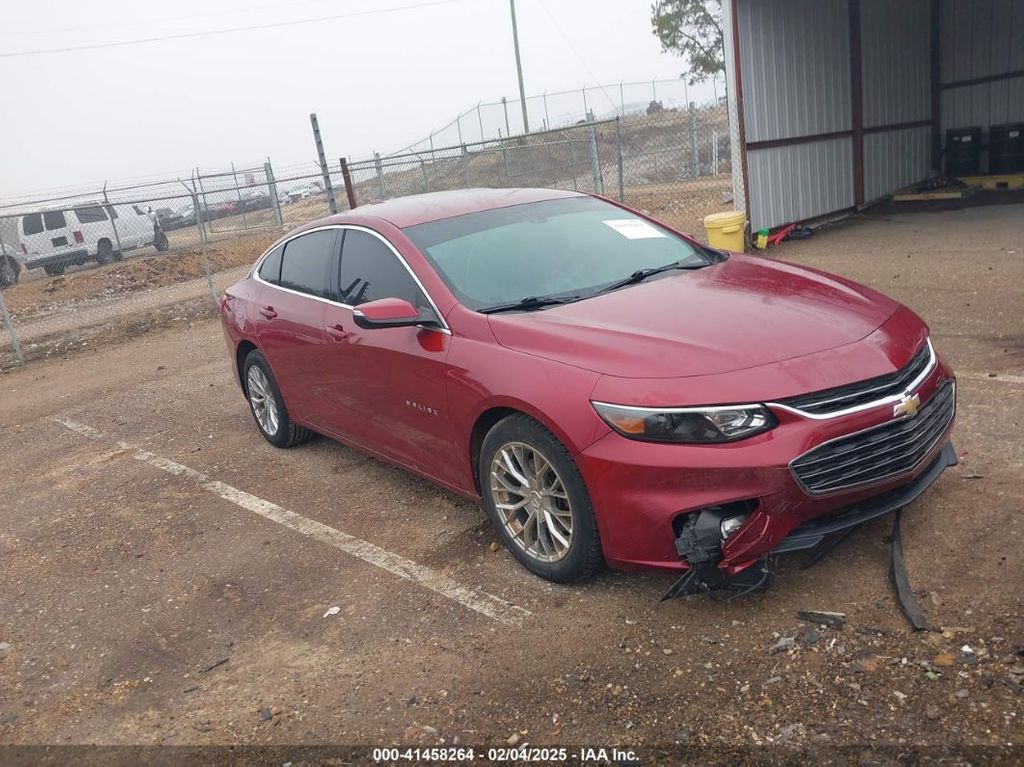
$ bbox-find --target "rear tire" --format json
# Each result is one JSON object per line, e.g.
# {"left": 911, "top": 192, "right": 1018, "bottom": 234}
{"left": 478, "top": 414, "right": 603, "bottom": 583}
{"left": 96, "top": 240, "right": 114, "bottom": 265}
{"left": 44, "top": 263, "right": 66, "bottom": 277}
{"left": 0, "top": 257, "right": 19, "bottom": 287}
{"left": 242, "top": 349, "right": 314, "bottom": 448}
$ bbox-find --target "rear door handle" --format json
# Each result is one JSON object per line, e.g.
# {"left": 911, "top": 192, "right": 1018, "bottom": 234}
{"left": 259, "top": 305, "right": 277, "bottom": 319}
{"left": 326, "top": 323, "right": 350, "bottom": 341}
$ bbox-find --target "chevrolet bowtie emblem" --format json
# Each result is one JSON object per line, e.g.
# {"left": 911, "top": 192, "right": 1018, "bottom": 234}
{"left": 893, "top": 393, "right": 921, "bottom": 418}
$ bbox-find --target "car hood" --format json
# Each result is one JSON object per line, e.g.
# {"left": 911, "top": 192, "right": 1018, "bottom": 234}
{"left": 487, "top": 254, "right": 902, "bottom": 379}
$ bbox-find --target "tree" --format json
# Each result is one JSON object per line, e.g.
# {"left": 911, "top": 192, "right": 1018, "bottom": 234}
{"left": 650, "top": 1, "right": 725, "bottom": 85}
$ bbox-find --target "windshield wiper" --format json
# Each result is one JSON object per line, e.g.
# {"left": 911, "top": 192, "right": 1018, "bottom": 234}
{"left": 479, "top": 295, "right": 580, "bottom": 314}
{"left": 595, "top": 260, "right": 703, "bottom": 295}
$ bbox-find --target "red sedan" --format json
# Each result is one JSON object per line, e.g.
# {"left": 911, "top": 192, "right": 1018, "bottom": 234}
{"left": 220, "top": 188, "right": 956, "bottom": 594}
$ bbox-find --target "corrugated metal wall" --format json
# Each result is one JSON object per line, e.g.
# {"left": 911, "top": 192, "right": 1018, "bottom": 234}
{"left": 860, "top": 0, "right": 932, "bottom": 202}
{"left": 736, "top": 0, "right": 853, "bottom": 230}
{"left": 728, "top": 0, "right": 1023, "bottom": 231}
{"left": 940, "top": 0, "right": 1024, "bottom": 168}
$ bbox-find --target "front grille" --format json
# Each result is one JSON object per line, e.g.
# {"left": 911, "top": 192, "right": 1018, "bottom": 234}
{"left": 791, "top": 380, "right": 955, "bottom": 495}
{"left": 779, "top": 342, "right": 933, "bottom": 415}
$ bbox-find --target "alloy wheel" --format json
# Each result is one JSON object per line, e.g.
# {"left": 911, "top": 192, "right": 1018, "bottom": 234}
{"left": 489, "top": 441, "right": 574, "bottom": 562}
{"left": 246, "top": 366, "right": 279, "bottom": 436}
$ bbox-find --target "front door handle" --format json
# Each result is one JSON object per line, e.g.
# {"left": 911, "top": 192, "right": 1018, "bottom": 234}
{"left": 326, "top": 323, "right": 350, "bottom": 341}
{"left": 259, "top": 305, "right": 278, "bottom": 319}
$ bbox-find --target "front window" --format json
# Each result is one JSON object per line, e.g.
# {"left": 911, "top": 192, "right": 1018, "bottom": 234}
{"left": 404, "top": 196, "right": 719, "bottom": 311}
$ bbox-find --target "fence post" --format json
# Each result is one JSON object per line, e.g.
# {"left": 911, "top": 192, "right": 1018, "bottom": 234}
{"left": 688, "top": 101, "right": 699, "bottom": 178}
{"left": 0, "top": 223, "right": 24, "bottom": 366}
{"left": 0, "top": 287, "right": 23, "bottom": 367}
{"left": 231, "top": 161, "right": 250, "bottom": 230}
{"left": 615, "top": 117, "right": 624, "bottom": 202}
{"left": 568, "top": 138, "right": 578, "bottom": 190}
{"left": 420, "top": 160, "right": 430, "bottom": 193}
{"left": 712, "top": 130, "right": 719, "bottom": 175}
{"left": 265, "top": 159, "right": 283, "bottom": 226}
{"left": 309, "top": 112, "right": 338, "bottom": 214}
{"left": 457, "top": 113, "right": 464, "bottom": 146}
{"left": 501, "top": 140, "right": 512, "bottom": 183}
{"left": 339, "top": 158, "right": 357, "bottom": 209}
{"left": 477, "top": 102, "right": 484, "bottom": 142}
{"left": 102, "top": 182, "right": 124, "bottom": 256}
{"left": 586, "top": 111, "right": 603, "bottom": 195}
{"left": 373, "top": 152, "right": 386, "bottom": 199}
{"left": 543, "top": 92, "right": 550, "bottom": 130}
{"left": 180, "top": 181, "right": 218, "bottom": 305}
{"left": 619, "top": 81, "right": 625, "bottom": 116}
{"left": 501, "top": 97, "right": 511, "bottom": 138}
{"left": 461, "top": 144, "right": 470, "bottom": 187}
{"left": 582, "top": 86, "right": 588, "bottom": 116}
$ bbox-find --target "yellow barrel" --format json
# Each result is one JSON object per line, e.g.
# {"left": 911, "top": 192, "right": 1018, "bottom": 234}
{"left": 702, "top": 211, "right": 747, "bottom": 252}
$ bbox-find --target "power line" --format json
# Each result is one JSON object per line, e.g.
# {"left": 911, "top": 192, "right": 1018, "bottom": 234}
{"left": 535, "top": 0, "right": 618, "bottom": 113}
{"left": 0, "top": 0, "right": 464, "bottom": 59}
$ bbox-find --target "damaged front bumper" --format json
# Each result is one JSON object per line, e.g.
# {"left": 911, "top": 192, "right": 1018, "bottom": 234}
{"left": 662, "top": 442, "right": 958, "bottom": 599}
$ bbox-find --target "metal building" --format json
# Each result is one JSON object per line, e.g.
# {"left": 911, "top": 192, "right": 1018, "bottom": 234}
{"left": 723, "top": 0, "right": 1024, "bottom": 231}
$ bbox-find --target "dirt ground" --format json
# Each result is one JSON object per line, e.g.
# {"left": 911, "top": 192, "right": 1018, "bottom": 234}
{"left": 0, "top": 202, "right": 1021, "bottom": 761}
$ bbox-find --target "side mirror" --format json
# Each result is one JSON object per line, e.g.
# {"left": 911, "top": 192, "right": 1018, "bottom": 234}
{"left": 352, "top": 297, "right": 439, "bottom": 330}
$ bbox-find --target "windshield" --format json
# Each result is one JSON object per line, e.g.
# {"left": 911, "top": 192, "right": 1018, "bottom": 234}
{"left": 404, "top": 196, "right": 719, "bottom": 311}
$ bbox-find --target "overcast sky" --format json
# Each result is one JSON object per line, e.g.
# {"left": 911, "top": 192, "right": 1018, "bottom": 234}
{"left": 0, "top": 0, "right": 718, "bottom": 197}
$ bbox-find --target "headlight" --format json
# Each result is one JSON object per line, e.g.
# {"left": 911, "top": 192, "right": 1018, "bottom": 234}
{"left": 591, "top": 401, "right": 777, "bottom": 443}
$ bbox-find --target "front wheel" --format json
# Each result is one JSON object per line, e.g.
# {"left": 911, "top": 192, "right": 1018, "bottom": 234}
{"left": 479, "top": 414, "right": 603, "bottom": 583}
{"left": 242, "top": 350, "right": 313, "bottom": 448}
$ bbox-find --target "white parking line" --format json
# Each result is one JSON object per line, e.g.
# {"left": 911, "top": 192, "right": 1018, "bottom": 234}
{"left": 55, "top": 418, "right": 531, "bottom": 626}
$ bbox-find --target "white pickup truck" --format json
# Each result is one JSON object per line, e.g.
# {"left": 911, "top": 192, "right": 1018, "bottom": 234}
{"left": 0, "top": 203, "right": 169, "bottom": 287}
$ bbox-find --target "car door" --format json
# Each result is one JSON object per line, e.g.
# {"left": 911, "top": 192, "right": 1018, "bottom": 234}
{"left": 253, "top": 229, "right": 338, "bottom": 429}
{"left": 319, "top": 227, "right": 457, "bottom": 481}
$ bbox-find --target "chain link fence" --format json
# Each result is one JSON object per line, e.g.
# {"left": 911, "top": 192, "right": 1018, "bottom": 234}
{"left": 0, "top": 88, "right": 732, "bottom": 370}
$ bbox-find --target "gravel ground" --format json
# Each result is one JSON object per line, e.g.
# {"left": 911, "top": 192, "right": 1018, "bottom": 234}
{"left": 0, "top": 202, "right": 1020, "bottom": 760}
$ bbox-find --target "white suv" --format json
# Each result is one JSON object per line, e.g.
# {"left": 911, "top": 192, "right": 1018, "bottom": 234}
{"left": 0, "top": 203, "right": 169, "bottom": 286}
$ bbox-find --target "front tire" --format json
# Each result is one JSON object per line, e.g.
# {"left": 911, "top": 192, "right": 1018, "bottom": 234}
{"left": 479, "top": 414, "right": 603, "bottom": 583}
{"left": 242, "top": 350, "right": 313, "bottom": 448}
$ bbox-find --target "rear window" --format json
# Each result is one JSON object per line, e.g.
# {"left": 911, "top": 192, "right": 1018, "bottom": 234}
{"left": 105, "top": 205, "right": 119, "bottom": 220}
{"left": 22, "top": 213, "right": 43, "bottom": 235}
{"left": 74, "top": 206, "right": 108, "bottom": 223}
{"left": 279, "top": 230, "right": 336, "bottom": 298}
{"left": 43, "top": 211, "right": 67, "bottom": 231}
{"left": 258, "top": 244, "right": 283, "bottom": 284}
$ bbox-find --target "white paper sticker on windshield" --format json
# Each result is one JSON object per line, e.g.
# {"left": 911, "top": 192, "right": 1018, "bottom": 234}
{"left": 603, "top": 219, "right": 666, "bottom": 239}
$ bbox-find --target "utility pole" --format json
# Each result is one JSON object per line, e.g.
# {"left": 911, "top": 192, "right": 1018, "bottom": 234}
{"left": 509, "top": 0, "right": 529, "bottom": 133}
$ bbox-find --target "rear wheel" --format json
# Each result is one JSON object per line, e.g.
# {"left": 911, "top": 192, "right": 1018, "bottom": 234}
{"left": 242, "top": 349, "right": 313, "bottom": 448}
{"left": 0, "top": 257, "right": 19, "bottom": 287}
{"left": 44, "top": 263, "right": 66, "bottom": 277}
{"left": 95, "top": 240, "right": 114, "bottom": 265}
{"left": 479, "top": 414, "right": 603, "bottom": 583}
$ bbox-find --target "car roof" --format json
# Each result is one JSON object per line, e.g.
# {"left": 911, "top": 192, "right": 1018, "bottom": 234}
{"left": 303, "top": 187, "right": 586, "bottom": 230}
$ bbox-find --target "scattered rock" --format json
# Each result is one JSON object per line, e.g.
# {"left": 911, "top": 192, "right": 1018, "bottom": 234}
{"left": 771, "top": 637, "right": 796, "bottom": 654}
{"left": 933, "top": 653, "right": 956, "bottom": 667}
{"left": 777, "top": 723, "right": 807, "bottom": 742}
{"left": 662, "top": 648, "right": 673, "bottom": 656}
{"left": 489, "top": 542, "right": 500, "bottom": 552}
{"left": 506, "top": 733, "right": 520, "bottom": 746}
{"left": 270, "top": 706, "right": 281, "bottom": 716}
{"left": 980, "top": 674, "right": 995, "bottom": 689}
{"left": 855, "top": 626, "right": 885, "bottom": 636}
{"left": 803, "top": 627, "right": 821, "bottom": 645}
{"left": 925, "top": 705, "right": 940, "bottom": 720}
{"left": 260, "top": 707, "right": 272, "bottom": 721}
{"left": 322, "top": 606, "right": 341, "bottom": 618}
{"left": 797, "top": 610, "right": 846, "bottom": 629}
{"left": 851, "top": 655, "right": 881, "bottom": 673}
{"left": 955, "top": 688, "right": 969, "bottom": 699}
{"left": 958, "top": 645, "right": 977, "bottom": 666}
